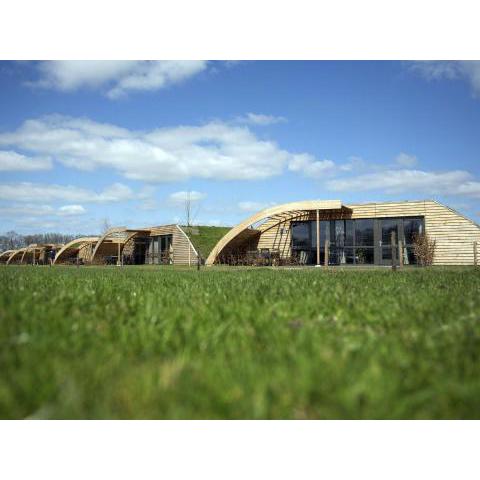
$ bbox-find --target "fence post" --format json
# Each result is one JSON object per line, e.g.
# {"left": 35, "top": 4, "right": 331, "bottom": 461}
{"left": 324, "top": 240, "right": 329, "bottom": 267}
{"left": 474, "top": 241, "right": 478, "bottom": 267}
{"left": 398, "top": 239, "right": 403, "bottom": 269}
{"left": 391, "top": 231, "right": 397, "bottom": 271}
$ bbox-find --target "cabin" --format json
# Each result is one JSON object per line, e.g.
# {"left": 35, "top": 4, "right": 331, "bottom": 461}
{"left": 53, "top": 225, "right": 201, "bottom": 266}
{"left": 1, "top": 243, "right": 63, "bottom": 265}
{"left": 205, "top": 200, "right": 480, "bottom": 266}
{"left": 1, "top": 224, "right": 229, "bottom": 266}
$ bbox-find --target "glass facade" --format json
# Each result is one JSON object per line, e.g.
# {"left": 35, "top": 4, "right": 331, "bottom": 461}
{"left": 147, "top": 234, "right": 173, "bottom": 264}
{"left": 291, "top": 217, "right": 424, "bottom": 265}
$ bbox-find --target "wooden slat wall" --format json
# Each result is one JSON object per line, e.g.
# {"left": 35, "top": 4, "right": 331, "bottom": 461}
{"left": 148, "top": 225, "right": 198, "bottom": 265}
{"left": 256, "top": 200, "right": 480, "bottom": 265}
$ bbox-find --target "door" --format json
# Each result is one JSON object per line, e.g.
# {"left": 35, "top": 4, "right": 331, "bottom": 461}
{"left": 375, "top": 219, "right": 401, "bottom": 265}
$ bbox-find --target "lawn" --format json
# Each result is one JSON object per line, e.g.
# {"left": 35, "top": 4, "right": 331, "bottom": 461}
{"left": 1, "top": 265, "right": 479, "bottom": 419}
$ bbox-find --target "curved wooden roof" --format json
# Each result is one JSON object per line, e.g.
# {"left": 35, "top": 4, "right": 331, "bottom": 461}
{"left": 205, "top": 200, "right": 346, "bottom": 265}
{"left": 90, "top": 227, "right": 128, "bottom": 263}
{"left": 6, "top": 248, "right": 26, "bottom": 265}
{"left": 0, "top": 250, "right": 16, "bottom": 262}
{"left": 54, "top": 237, "right": 99, "bottom": 264}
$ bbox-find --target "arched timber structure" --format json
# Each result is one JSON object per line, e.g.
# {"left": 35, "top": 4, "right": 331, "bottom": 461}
{"left": 6, "top": 248, "right": 27, "bottom": 265}
{"left": 90, "top": 227, "right": 128, "bottom": 265}
{"left": 206, "top": 199, "right": 480, "bottom": 266}
{"left": 206, "top": 200, "right": 347, "bottom": 265}
{"left": 0, "top": 250, "right": 16, "bottom": 263}
{"left": 51, "top": 225, "right": 200, "bottom": 266}
{"left": 54, "top": 237, "right": 99, "bottom": 265}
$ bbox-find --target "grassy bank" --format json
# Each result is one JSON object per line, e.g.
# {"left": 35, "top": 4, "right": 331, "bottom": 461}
{"left": 1, "top": 265, "right": 479, "bottom": 419}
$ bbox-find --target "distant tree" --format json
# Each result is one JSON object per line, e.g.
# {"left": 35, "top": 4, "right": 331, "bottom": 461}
{"left": 0, "top": 231, "right": 88, "bottom": 252}
{"left": 0, "top": 231, "right": 25, "bottom": 250}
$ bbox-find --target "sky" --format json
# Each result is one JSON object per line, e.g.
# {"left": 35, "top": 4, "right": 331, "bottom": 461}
{"left": 0, "top": 60, "right": 479, "bottom": 234}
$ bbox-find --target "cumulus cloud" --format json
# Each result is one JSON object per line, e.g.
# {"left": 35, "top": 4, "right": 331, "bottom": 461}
{"left": 27, "top": 61, "right": 208, "bottom": 98}
{"left": 0, "top": 115, "right": 314, "bottom": 182}
{"left": 409, "top": 61, "right": 480, "bottom": 97}
{"left": 168, "top": 190, "right": 207, "bottom": 206}
{"left": 0, "top": 203, "right": 86, "bottom": 220}
{"left": 58, "top": 205, "right": 86, "bottom": 216}
{"left": 0, "top": 182, "right": 135, "bottom": 203}
{"left": 288, "top": 153, "right": 336, "bottom": 178}
{"left": 395, "top": 152, "right": 418, "bottom": 167}
{"left": 327, "top": 169, "right": 480, "bottom": 198}
{"left": 236, "top": 113, "right": 287, "bottom": 126}
{"left": 0, "top": 150, "right": 52, "bottom": 171}
{"left": 238, "top": 201, "right": 277, "bottom": 212}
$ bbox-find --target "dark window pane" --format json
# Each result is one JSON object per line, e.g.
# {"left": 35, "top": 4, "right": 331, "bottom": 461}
{"left": 403, "top": 218, "right": 424, "bottom": 245}
{"left": 328, "top": 245, "right": 340, "bottom": 265}
{"left": 330, "top": 245, "right": 350, "bottom": 265}
{"left": 318, "top": 220, "right": 329, "bottom": 247}
{"left": 344, "top": 247, "right": 355, "bottom": 264}
{"left": 292, "top": 222, "right": 310, "bottom": 250}
{"left": 355, "top": 247, "right": 374, "bottom": 264}
{"left": 404, "top": 246, "right": 418, "bottom": 265}
{"left": 382, "top": 246, "right": 392, "bottom": 260}
{"left": 355, "top": 219, "right": 374, "bottom": 246}
{"left": 381, "top": 219, "right": 399, "bottom": 244}
{"left": 345, "top": 220, "right": 354, "bottom": 246}
{"left": 334, "top": 220, "right": 345, "bottom": 247}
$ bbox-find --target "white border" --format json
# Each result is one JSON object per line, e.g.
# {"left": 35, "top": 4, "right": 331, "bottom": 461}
{"left": 1, "top": 0, "right": 480, "bottom": 59}
{"left": 0, "top": 421, "right": 478, "bottom": 479}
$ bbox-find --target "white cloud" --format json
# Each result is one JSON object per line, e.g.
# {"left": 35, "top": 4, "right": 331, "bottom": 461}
{"left": 0, "top": 204, "right": 54, "bottom": 218}
{"left": 327, "top": 169, "right": 480, "bottom": 198}
{"left": 238, "top": 201, "right": 277, "bottom": 212}
{"left": 0, "top": 203, "right": 86, "bottom": 220}
{"left": 339, "top": 156, "right": 367, "bottom": 172}
{"left": 395, "top": 152, "right": 418, "bottom": 167}
{"left": 27, "top": 61, "right": 208, "bottom": 98}
{"left": 0, "top": 150, "right": 52, "bottom": 171}
{"left": 168, "top": 191, "right": 206, "bottom": 206}
{"left": 409, "top": 61, "right": 480, "bottom": 97}
{"left": 0, "top": 115, "right": 314, "bottom": 182}
{"left": 288, "top": 153, "right": 336, "bottom": 178}
{"left": 58, "top": 205, "right": 86, "bottom": 216}
{"left": 237, "top": 113, "right": 287, "bottom": 126}
{"left": 0, "top": 182, "right": 135, "bottom": 203}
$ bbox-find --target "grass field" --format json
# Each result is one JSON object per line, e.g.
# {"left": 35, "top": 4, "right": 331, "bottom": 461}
{"left": 1, "top": 265, "right": 479, "bottom": 419}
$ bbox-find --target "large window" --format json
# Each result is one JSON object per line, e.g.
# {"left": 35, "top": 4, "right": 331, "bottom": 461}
{"left": 291, "top": 216, "right": 424, "bottom": 265}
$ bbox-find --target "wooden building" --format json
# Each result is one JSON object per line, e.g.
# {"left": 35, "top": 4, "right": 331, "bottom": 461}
{"left": 1, "top": 243, "right": 63, "bottom": 265}
{"left": 206, "top": 200, "right": 480, "bottom": 266}
{"left": 53, "top": 225, "right": 199, "bottom": 266}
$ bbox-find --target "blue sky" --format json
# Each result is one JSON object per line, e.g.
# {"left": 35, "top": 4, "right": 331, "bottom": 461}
{"left": 0, "top": 60, "right": 479, "bottom": 234}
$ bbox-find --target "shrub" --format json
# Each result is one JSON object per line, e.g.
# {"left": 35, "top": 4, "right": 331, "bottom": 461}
{"left": 412, "top": 233, "right": 436, "bottom": 266}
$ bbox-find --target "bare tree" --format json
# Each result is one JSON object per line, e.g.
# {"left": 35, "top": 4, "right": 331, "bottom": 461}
{"left": 184, "top": 191, "right": 201, "bottom": 228}
{"left": 0, "top": 231, "right": 25, "bottom": 250}
{"left": 101, "top": 217, "right": 112, "bottom": 234}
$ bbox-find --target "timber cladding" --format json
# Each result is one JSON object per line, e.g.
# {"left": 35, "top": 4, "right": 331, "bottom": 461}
{"left": 148, "top": 225, "right": 198, "bottom": 265}
{"left": 214, "top": 200, "right": 480, "bottom": 266}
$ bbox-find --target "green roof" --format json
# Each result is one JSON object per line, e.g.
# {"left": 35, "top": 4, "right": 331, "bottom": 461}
{"left": 183, "top": 225, "right": 231, "bottom": 259}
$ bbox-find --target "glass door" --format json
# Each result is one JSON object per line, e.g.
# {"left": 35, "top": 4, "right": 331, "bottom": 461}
{"left": 375, "top": 219, "right": 401, "bottom": 265}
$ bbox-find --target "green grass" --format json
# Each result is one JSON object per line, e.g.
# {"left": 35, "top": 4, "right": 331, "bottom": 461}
{"left": 184, "top": 225, "right": 231, "bottom": 259}
{"left": 1, "top": 265, "right": 479, "bottom": 419}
